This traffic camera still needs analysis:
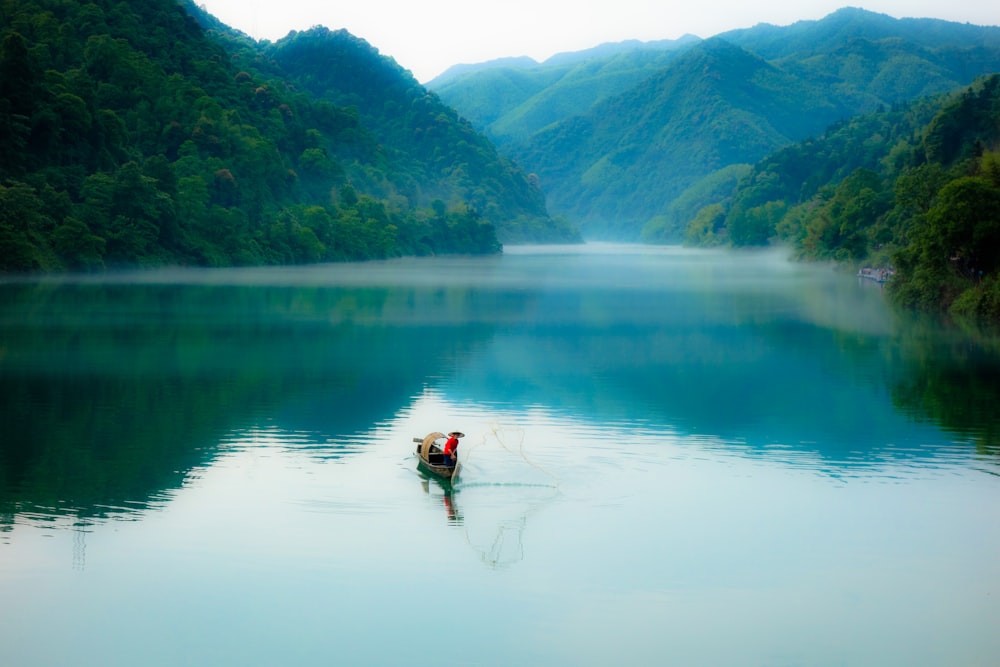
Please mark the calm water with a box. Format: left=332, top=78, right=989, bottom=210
left=1, top=244, right=999, bottom=667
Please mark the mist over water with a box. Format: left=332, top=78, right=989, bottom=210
left=1, top=244, right=998, bottom=666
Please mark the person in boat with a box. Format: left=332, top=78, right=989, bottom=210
left=443, top=431, right=464, bottom=464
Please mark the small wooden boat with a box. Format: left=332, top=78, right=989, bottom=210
left=413, top=431, right=459, bottom=481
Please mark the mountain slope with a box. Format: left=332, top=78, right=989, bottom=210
left=259, top=27, right=572, bottom=242
left=431, top=37, right=697, bottom=144
left=516, top=39, right=851, bottom=237
left=435, top=8, right=1000, bottom=240
left=0, top=0, right=577, bottom=273
left=709, top=73, right=1000, bottom=319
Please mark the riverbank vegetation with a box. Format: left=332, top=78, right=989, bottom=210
left=710, top=74, right=1000, bottom=320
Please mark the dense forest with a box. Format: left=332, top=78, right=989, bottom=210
left=707, top=74, right=1000, bottom=320
left=0, top=0, right=577, bottom=273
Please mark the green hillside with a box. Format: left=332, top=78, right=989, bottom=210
left=434, top=8, right=1000, bottom=240
left=260, top=28, right=564, bottom=237
left=707, top=74, right=1000, bottom=320
left=0, top=0, right=577, bottom=274
left=516, top=39, right=852, bottom=238
left=431, top=37, right=697, bottom=144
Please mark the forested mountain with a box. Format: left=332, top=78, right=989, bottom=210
left=433, top=8, right=1000, bottom=240
left=255, top=27, right=579, bottom=243
left=0, top=0, right=576, bottom=274
left=720, top=7, right=1000, bottom=60
left=430, top=36, right=701, bottom=88
left=431, top=36, right=697, bottom=145
left=704, top=74, right=1000, bottom=320
left=518, top=39, right=854, bottom=238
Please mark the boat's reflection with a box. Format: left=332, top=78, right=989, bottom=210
left=418, top=473, right=463, bottom=524
left=416, top=464, right=560, bottom=569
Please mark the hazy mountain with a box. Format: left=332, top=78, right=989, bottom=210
left=429, top=36, right=700, bottom=88
left=719, top=7, right=1000, bottom=59
left=517, top=39, right=852, bottom=238
left=433, top=8, right=1000, bottom=239
left=431, top=36, right=699, bottom=143
left=430, top=56, right=542, bottom=86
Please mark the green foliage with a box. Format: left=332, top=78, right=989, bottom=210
left=798, top=169, right=891, bottom=260
left=0, top=0, right=578, bottom=274
left=706, top=70, right=1000, bottom=321
left=255, top=26, right=574, bottom=244
left=930, top=177, right=1000, bottom=275
left=643, top=163, right=751, bottom=243
left=0, top=181, right=51, bottom=270
left=728, top=200, right=784, bottom=247
left=892, top=174, right=1000, bottom=312
left=950, top=276, right=1000, bottom=320
left=683, top=203, right=727, bottom=246
left=877, top=84, right=1000, bottom=319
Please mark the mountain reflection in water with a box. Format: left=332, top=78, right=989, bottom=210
left=1, top=245, right=998, bottom=667
left=1, top=245, right=998, bottom=525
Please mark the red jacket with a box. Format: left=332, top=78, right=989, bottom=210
left=444, top=436, right=459, bottom=456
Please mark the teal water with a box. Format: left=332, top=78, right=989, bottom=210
left=1, top=244, right=998, bottom=666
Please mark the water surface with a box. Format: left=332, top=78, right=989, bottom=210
left=1, top=244, right=998, bottom=666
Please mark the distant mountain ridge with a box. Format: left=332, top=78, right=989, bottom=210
left=431, top=37, right=698, bottom=145
left=432, top=7, right=1000, bottom=239
left=719, top=7, right=1000, bottom=58
left=521, top=38, right=852, bottom=237
left=431, top=57, right=542, bottom=85
left=428, top=35, right=701, bottom=87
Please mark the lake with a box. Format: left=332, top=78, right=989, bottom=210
left=1, top=244, right=998, bottom=667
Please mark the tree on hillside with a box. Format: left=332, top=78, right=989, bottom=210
left=800, top=168, right=891, bottom=261
left=891, top=174, right=1000, bottom=312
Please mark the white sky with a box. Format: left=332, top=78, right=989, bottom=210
left=195, top=1, right=999, bottom=83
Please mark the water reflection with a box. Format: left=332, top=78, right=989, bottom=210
left=1, top=246, right=999, bottom=534
left=417, top=473, right=462, bottom=524
left=0, top=277, right=497, bottom=532
left=220, top=425, right=370, bottom=461
left=410, top=416, right=563, bottom=568
left=3, top=249, right=1000, bottom=667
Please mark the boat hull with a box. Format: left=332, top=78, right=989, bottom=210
left=414, top=432, right=458, bottom=481
left=416, top=452, right=457, bottom=481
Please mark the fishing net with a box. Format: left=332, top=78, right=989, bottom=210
left=448, top=421, right=560, bottom=568
left=456, top=421, right=559, bottom=486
